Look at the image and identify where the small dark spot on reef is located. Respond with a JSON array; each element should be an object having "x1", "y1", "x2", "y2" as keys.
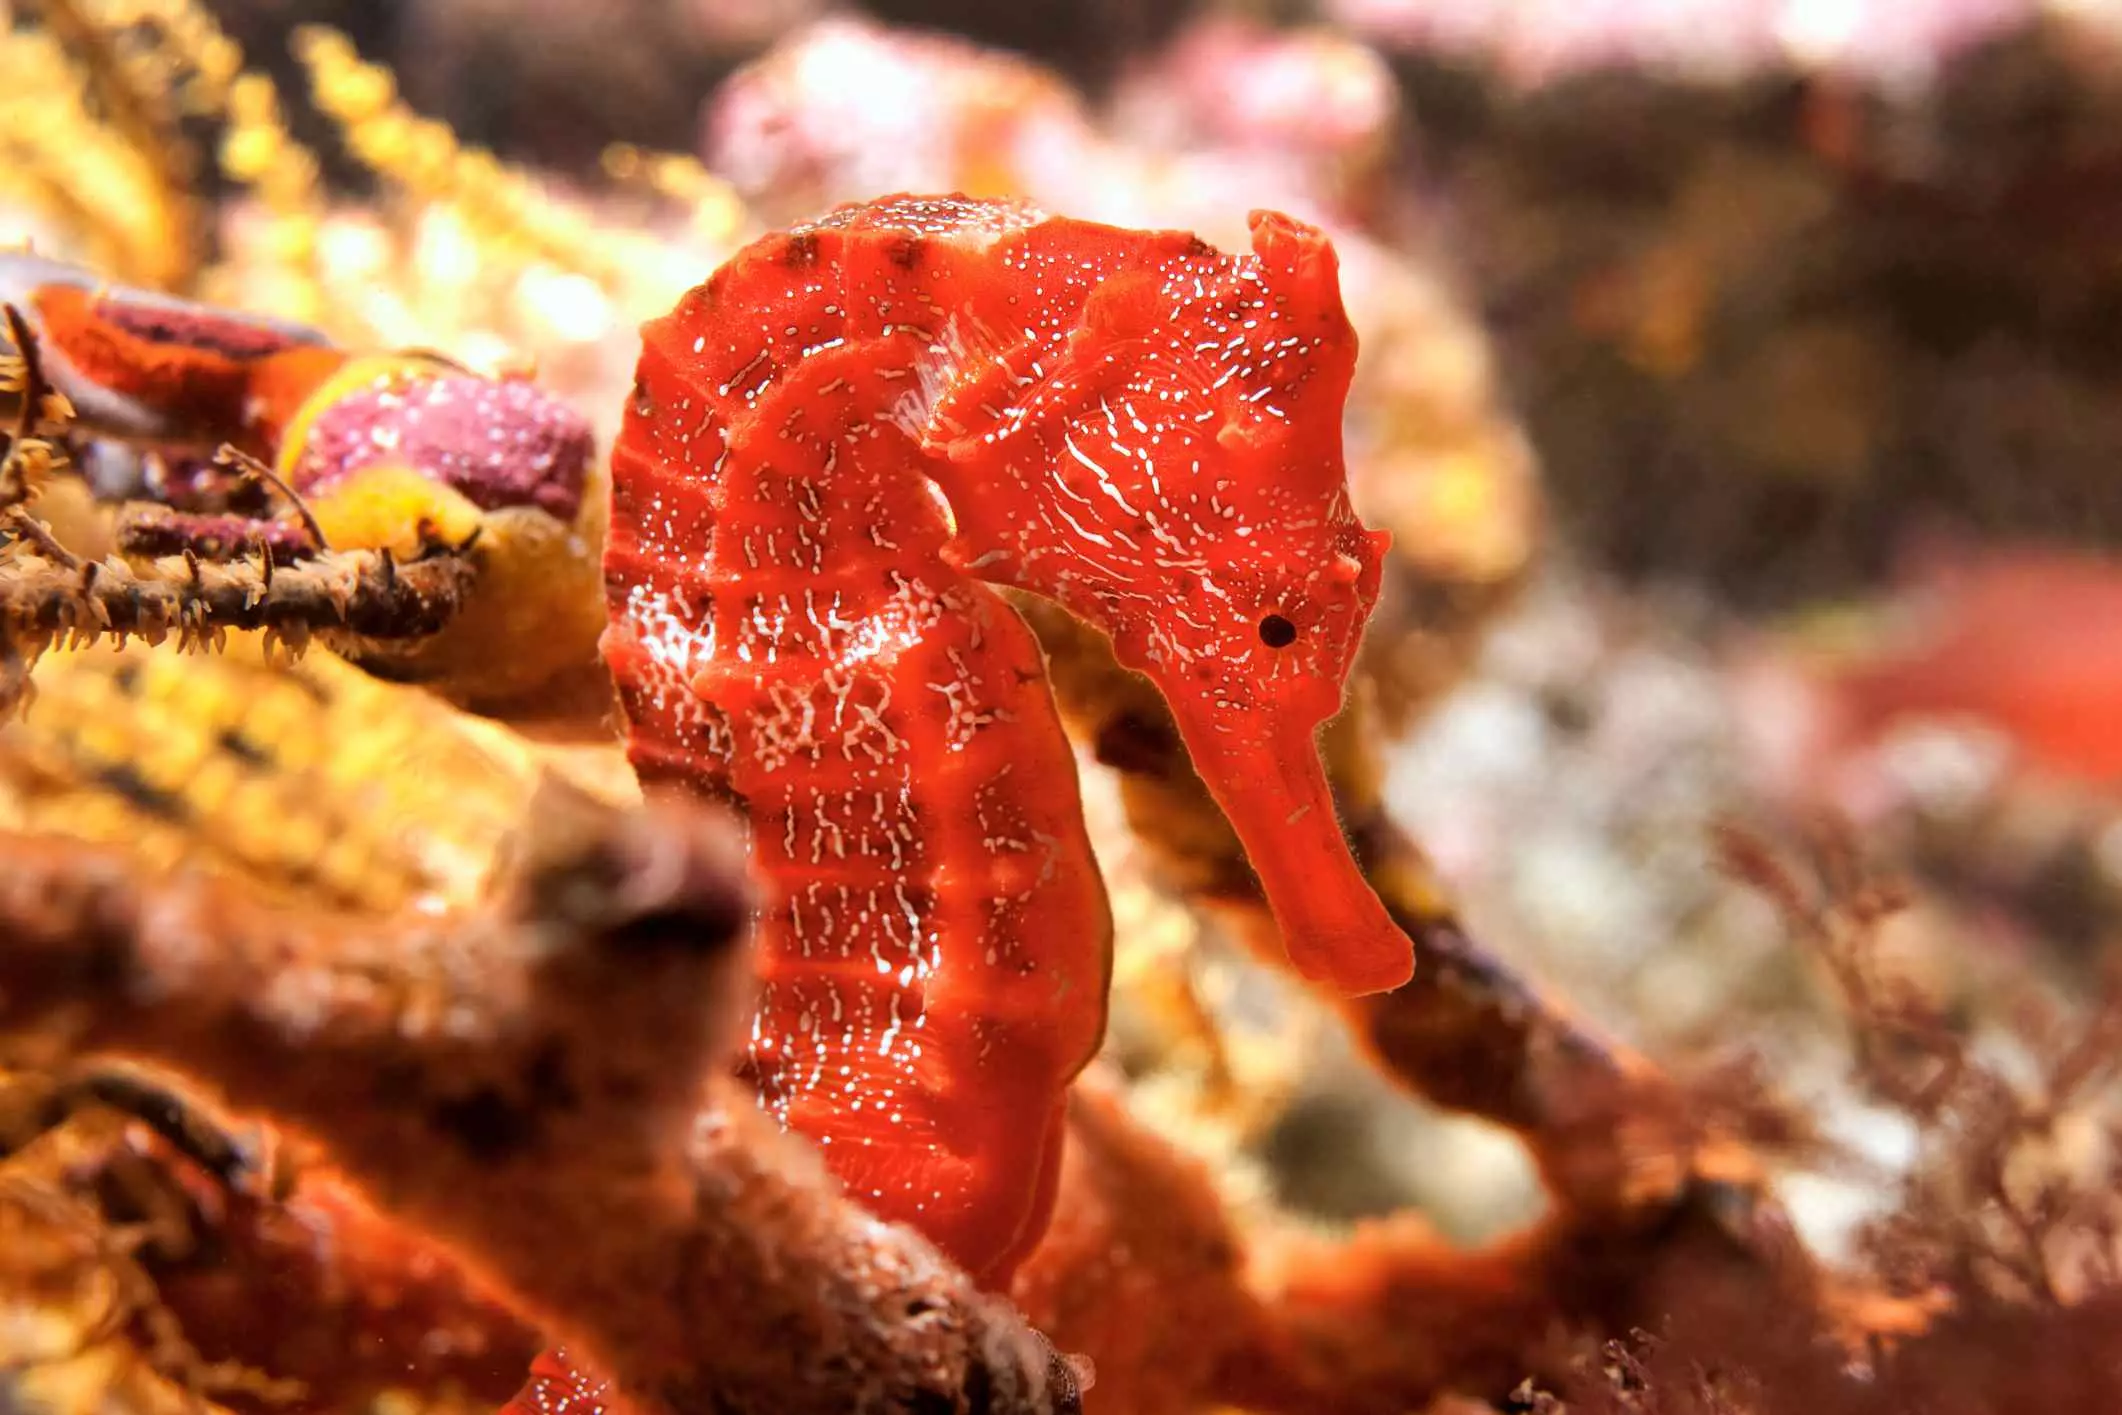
[
  {"x1": 1539, "y1": 684, "x2": 1597, "y2": 737},
  {"x1": 606, "y1": 868, "x2": 751, "y2": 956},
  {"x1": 1092, "y1": 709, "x2": 1184, "y2": 775},
  {"x1": 372, "y1": 1058, "x2": 424, "y2": 1106},
  {"x1": 1184, "y1": 235, "x2": 1215, "y2": 259},
  {"x1": 281, "y1": 664, "x2": 336, "y2": 705},
  {"x1": 780, "y1": 231, "x2": 822, "y2": 267},
  {"x1": 656, "y1": 1373, "x2": 727, "y2": 1415},
  {"x1": 421, "y1": 1042, "x2": 574, "y2": 1162},
  {"x1": 215, "y1": 726, "x2": 272, "y2": 768},
  {"x1": 78, "y1": 928, "x2": 132, "y2": 993},
  {"x1": 1344, "y1": 807, "x2": 1397, "y2": 875},
  {"x1": 524, "y1": 1040, "x2": 580, "y2": 1113},
  {"x1": 963, "y1": 1359, "x2": 996, "y2": 1415},
  {"x1": 92, "y1": 762, "x2": 187, "y2": 821},
  {"x1": 430, "y1": 1085, "x2": 540, "y2": 1162}
]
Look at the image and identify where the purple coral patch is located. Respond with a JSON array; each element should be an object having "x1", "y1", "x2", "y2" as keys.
[
  {"x1": 118, "y1": 510, "x2": 322, "y2": 565},
  {"x1": 288, "y1": 370, "x2": 594, "y2": 521}
]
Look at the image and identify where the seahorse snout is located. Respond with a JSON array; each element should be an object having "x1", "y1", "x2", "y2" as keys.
[{"x1": 1177, "y1": 703, "x2": 1411, "y2": 996}]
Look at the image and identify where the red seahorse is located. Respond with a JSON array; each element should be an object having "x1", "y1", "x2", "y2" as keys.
[{"x1": 526, "y1": 193, "x2": 1405, "y2": 1413}]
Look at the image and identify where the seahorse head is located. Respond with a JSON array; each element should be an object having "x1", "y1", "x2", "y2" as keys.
[{"x1": 936, "y1": 209, "x2": 1410, "y2": 995}]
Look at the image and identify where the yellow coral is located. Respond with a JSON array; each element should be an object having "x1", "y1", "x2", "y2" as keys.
[
  {"x1": 293, "y1": 26, "x2": 729, "y2": 293},
  {"x1": 0, "y1": 20, "x2": 188, "y2": 287},
  {"x1": 0, "y1": 637, "x2": 623, "y2": 913}
]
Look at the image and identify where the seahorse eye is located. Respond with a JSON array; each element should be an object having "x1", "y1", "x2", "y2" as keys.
[{"x1": 1258, "y1": 613, "x2": 1298, "y2": 649}]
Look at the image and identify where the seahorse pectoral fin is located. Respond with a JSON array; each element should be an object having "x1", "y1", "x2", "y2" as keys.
[{"x1": 1181, "y1": 712, "x2": 1412, "y2": 996}]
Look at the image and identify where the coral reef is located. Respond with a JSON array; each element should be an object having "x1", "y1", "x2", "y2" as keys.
[
  {"x1": 2, "y1": 5, "x2": 2122, "y2": 1415},
  {"x1": 0, "y1": 781, "x2": 1080, "y2": 1415}
]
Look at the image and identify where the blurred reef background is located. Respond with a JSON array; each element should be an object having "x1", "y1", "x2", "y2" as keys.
[{"x1": 8, "y1": 2, "x2": 2122, "y2": 1412}]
